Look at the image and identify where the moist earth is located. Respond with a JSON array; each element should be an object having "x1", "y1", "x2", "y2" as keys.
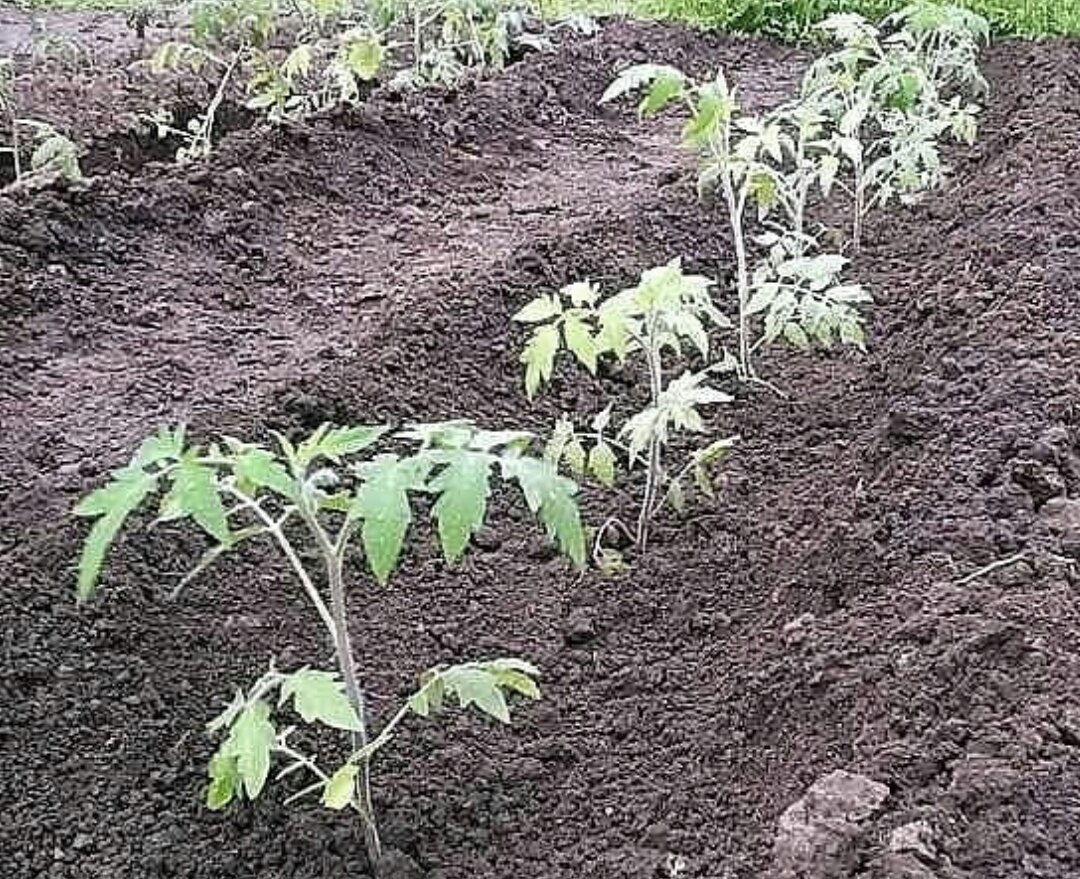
[{"x1": 1, "y1": 14, "x2": 1079, "y2": 879}]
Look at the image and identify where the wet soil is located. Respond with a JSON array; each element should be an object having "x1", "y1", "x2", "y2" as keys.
[{"x1": 1, "y1": 13, "x2": 1079, "y2": 879}]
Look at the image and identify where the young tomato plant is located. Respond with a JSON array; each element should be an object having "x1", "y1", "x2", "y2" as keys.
[
  {"x1": 75, "y1": 420, "x2": 585, "y2": 874},
  {"x1": 1, "y1": 56, "x2": 82, "y2": 186},
  {"x1": 515, "y1": 259, "x2": 737, "y2": 551},
  {"x1": 148, "y1": 0, "x2": 383, "y2": 159},
  {"x1": 803, "y1": 5, "x2": 987, "y2": 249},
  {"x1": 600, "y1": 66, "x2": 869, "y2": 383}
]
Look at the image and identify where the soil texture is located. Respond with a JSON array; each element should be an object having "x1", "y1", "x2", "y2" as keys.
[{"x1": 2, "y1": 13, "x2": 1079, "y2": 879}]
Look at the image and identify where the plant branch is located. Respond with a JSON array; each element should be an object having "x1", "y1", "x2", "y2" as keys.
[{"x1": 224, "y1": 486, "x2": 337, "y2": 642}]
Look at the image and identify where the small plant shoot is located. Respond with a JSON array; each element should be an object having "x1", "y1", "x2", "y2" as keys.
[
  {"x1": 74, "y1": 421, "x2": 586, "y2": 873},
  {"x1": 145, "y1": 0, "x2": 548, "y2": 159},
  {"x1": 515, "y1": 259, "x2": 737, "y2": 551},
  {"x1": 803, "y1": 3, "x2": 988, "y2": 248},
  {"x1": 1, "y1": 55, "x2": 82, "y2": 186},
  {"x1": 601, "y1": 65, "x2": 870, "y2": 382},
  {"x1": 599, "y1": 2, "x2": 987, "y2": 380}
]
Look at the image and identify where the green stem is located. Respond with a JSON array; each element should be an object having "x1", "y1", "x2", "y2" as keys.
[
  {"x1": 724, "y1": 177, "x2": 754, "y2": 381},
  {"x1": 225, "y1": 487, "x2": 337, "y2": 641},
  {"x1": 297, "y1": 496, "x2": 381, "y2": 871},
  {"x1": 635, "y1": 329, "x2": 664, "y2": 550}
]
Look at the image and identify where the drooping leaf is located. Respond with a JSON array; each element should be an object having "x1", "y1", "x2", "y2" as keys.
[
  {"x1": 599, "y1": 63, "x2": 684, "y2": 106},
  {"x1": 280, "y1": 669, "x2": 361, "y2": 731},
  {"x1": 353, "y1": 454, "x2": 429, "y2": 585},
  {"x1": 512, "y1": 294, "x2": 562, "y2": 323},
  {"x1": 499, "y1": 456, "x2": 585, "y2": 567},
  {"x1": 543, "y1": 416, "x2": 575, "y2": 466},
  {"x1": 409, "y1": 672, "x2": 446, "y2": 718},
  {"x1": 563, "y1": 313, "x2": 598, "y2": 374},
  {"x1": 666, "y1": 478, "x2": 686, "y2": 513},
  {"x1": 206, "y1": 752, "x2": 240, "y2": 810},
  {"x1": 440, "y1": 665, "x2": 510, "y2": 723},
  {"x1": 487, "y1": 658, "x2": 542, "y2": 700},
  {"x1": 161, "y1": 459, "x2": 230, "y2": 543},
  {"x1": 322, "y1": 763, "x2": 358, "y2": 810},
  {"x1": 222, "y1": 701, "x2": 276, "y2": 800},
  {"x1": 282, "y1": 43, "x2": 312, "y2": 80},
  {"x1": 521, "y1": 324, "x2": 561, "y2": 399},
  {"x1": 783, "y1": 322, "x2": 811, "y2": 350},
  {"x1": 562, "y1": 439, "x2": 587, "y2": 477},
  {"x1": 587, "y1": 441, "x2": 618, "y2": 488},
  {"x1": 427, "y1": 449, "x2": 494, "y2": 562},
  {"x1": 74, "y1": 467, "x2": 159, "y2": 601}
]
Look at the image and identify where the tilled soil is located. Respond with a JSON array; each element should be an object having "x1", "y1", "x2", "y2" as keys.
[{"x1": 1, "y1": 15, "x2": 1079, "y2": 879}]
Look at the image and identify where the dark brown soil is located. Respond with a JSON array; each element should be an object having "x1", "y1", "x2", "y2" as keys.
[{"x1": 2, "y1": 14, "x2": 1079, "y2": 879}]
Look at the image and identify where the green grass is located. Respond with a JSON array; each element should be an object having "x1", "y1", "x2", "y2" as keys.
[
  {"x1": 555, "y1": 0, "x2": 1080, "y2": 36},
  {"x1": 12, "y1": 0, "x2": 1080, "y2": 36},
  {"x1": 11, "y1": 0, "x2": 146, "y2": 10}
]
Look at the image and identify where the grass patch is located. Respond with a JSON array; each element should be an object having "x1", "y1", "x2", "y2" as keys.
[
  {"x1": 554, "y1": 0, "x2": 1080, "y2": 36},
  {"x1": 10, "y1": 0, "x2": 146, "y2": 10},
  {"x1": 9, "y1": 0, "x2": 1078, "y2": 36}
]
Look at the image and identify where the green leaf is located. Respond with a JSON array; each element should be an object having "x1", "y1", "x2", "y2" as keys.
[
  {"x1": 565, "y1": 282, "x2": 598, "y2": 307},
  {"x1": 206, "y1": 752, "x2": 240, "y2": 810},
  {"x1": 280, "y1": 669, "x2": 361, "y2": 732},
  {"x1": 563, "y1": 439, "x2": 587, "y2": 477},
  {"x1": 441, "y1": 665, "x2": 510, "y2": 723},
  {"x1": 74, "y1": 467, "x2": 159, "y2": 601},
  {"x1": 354, "y1": 454, "x2": 428, "y2": 585},
  {"x1": 783, "y1": 322, "x2": 810, "y2": 350},
  {"x1": 639, "y1": 70, "x2": 685, "y2": 116},
  {"x1": 513, "y1": 294, "x2": 562, "y2": 323},
  {"x1": 343, "y1": 32, "x2": 384, "y2": 81},
  {"x1": 322, "y1": 763, "x2": 358, "y2": 810},
  {"x1": 298, "y1": 424, "x2": 386, "y2": 465},
  {"x1": 132, "y1": 426, "x2": 186, "y2": 468},
  {"x1": 563, "y1": 314, "x2": 598, "y2": 374},
  {"x1": 162, "y1": 460, "x2": 230, "y2": 543},
  {"x1": 587, "y1": 441, "x2": 617, "y2": 488},
  {"x1": 228, "y1": 443, "x2": 296, "y2": 499},
  {"x1": 427, "y1": 450, "x2": 494, "y2": 562},
  {"x1": 222, "y1": 701, "x2": 276, "y2": 800},
  {"x1": 500, "y1": 457, "x2": 586, "y2": 567},
  {"x1": 521, "y1": 324, "x2": 561, "y2": 399},
  {"x1": 599, "y1": 63, "x2": 684, "y2": 106}
]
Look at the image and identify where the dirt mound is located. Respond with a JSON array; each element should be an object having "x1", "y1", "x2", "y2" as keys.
[{"x1": 1, "y1": 17, "x2": 1078, "y2": 879}]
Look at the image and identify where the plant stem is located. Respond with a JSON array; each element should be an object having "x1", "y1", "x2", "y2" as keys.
[
  {"x1": 11, "y1": 122, "x2": 21, "y2": 182},
  {"x1": 326, "y1": 551, "x2": 381, "y2": 869},
  {"x1": 225, "y1": 487, "x2": 337, "y2": 641},
  {"x1": 635, "y1": 333, "x2": 664, "y2": 550},
  {"x1": 853, "y1": 162, "x2": 865, "y2": 252},
  {"x1": 192, "y1": 46, "x2": 241, "y2": 159},
  {"x1": 299, "y1": 500, "x2": 382, "y2": 871},
  {"x1": 723, "y1": 176, "x2": 754, "y2": 381}
]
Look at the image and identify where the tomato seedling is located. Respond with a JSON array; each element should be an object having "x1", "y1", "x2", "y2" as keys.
[
  {"x1": 516, "y1": 259, "x2": 737, "y2": 551},
  {"x1": 75, "y1": 421, "x2": 585, "y2": 874}
]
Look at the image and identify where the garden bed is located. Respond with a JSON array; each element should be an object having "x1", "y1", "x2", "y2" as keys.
[{"x1": 1, "y1": 13, "x2": 1079, "y2": 879}]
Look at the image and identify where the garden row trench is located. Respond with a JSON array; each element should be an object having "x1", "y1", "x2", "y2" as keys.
[{"x1": 1, "y1": 14, "x2": 1079, "y2": 879}]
